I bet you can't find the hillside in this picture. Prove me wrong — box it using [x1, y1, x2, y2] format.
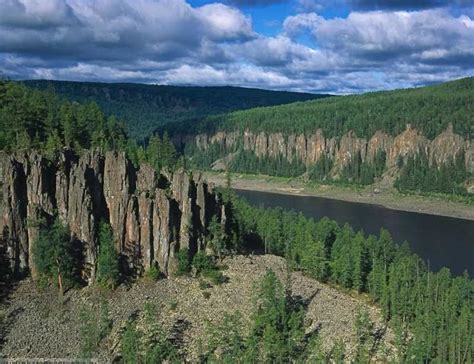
[184, 77, 473, 139]
[182, 78, 473, 196]
[0, 254, 395, 361]
[24, 80, 328, 140]
[1, 79, 472, 363]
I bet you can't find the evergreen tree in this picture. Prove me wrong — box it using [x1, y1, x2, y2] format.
[96, 222, 119, 289]
[32, 217, 79, 294]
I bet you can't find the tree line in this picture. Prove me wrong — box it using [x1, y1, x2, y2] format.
[395, 152, 470, 196]
[185, 77, 473, 140]
[0, 80, 127, 158]
[221, 191, 473, 363]
[189, 138, 471, 194]
[25, 80, 323, 140]
[28, 190, 473, 362]
[0, 80, 180, 173]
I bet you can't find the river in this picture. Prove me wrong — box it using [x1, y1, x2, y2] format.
[236, 189, 474, 276]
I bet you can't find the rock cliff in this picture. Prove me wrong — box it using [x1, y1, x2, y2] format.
[0, 150, 225, 282]
[192, 124, 473, 178]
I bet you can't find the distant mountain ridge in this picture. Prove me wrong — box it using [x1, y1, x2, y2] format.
[181, 77, 473, 196]
[24, 80, 328, 140]
[181, 77, 473, 140]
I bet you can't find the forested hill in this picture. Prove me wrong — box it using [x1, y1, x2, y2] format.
[182, 77, 473, 140]
[24, 80, 327, 140]
[184, 78, 473, 196]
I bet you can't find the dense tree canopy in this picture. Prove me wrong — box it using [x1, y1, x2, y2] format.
[186, 77, 473, 139]
[25, 80, 326, 140]
[224, 191, 474, 362]
[0, 80, 128, 156]
[0, 80, 181, 173]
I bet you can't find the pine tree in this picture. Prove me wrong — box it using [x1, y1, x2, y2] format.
[96, 222, 119, 289]
[32, 217, 79, 294]
[207, 216, 226, 260]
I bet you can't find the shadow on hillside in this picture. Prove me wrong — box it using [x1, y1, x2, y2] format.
[0, 235, 21, 353]
[0, 279, 20, 353]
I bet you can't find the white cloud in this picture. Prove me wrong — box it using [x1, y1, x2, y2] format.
[0, 0, 472, 94]
[284, 9, 474, 66]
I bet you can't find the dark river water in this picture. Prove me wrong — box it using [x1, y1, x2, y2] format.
[236, 189, 474, 276]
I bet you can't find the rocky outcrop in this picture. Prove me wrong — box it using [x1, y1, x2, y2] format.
[193, 124, 473, 177]
[0, 150, 224, 281]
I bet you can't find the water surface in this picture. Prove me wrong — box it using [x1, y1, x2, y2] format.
[236, 189, 474, 276]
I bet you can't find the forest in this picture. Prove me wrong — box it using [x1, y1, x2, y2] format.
[218, 190, 474, 363]
[24, 80, 325, 140]
[0, 80, 472, 362]
[6, 182, 472, 362]
[395, 152, 470, 196]
[0, 80, 179, 172]
[188, 140, 471, 195]
[180, 77, 473, 139]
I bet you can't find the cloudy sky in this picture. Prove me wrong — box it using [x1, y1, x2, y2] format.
[0, 0, 473, 93]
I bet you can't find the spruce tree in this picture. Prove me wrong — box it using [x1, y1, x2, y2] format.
[32, 217, 79, 294]
[96, 222, 119, 289]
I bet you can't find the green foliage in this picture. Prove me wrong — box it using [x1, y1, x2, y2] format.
[121, 322, 141, 363]
[339, 150, 386, 185]
[32, 217, 80, 293]
[188, 77, 473, 139]
[25, 80, 324, 140]
[145, 264, 161, 281]
[121, 305, 180, 363]
[192, 251, 215, 274]
[229, 196, 474, 362]
[354, 307, 374, 362]
[330, 339, 346, 363]
[96, 222, 119, 289]
[79, 300, 112, 358]
[0, 80, 128, 155]
[308, 153, 333, 181]
[229, 150, 307, 178]
[204, 312, 246, 362]
[203, 268, 226, 285]
[191, 251, 226, 285]
[146, 132, 178, 172]
[206, 216, 228, 259]
[203, 270, 317, 362]
[395, 151, 470, 195]
[176, 248, 191, 276]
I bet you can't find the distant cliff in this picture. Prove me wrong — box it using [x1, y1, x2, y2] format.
[0, 150, 226, 282]
[188, 124, 473, 191]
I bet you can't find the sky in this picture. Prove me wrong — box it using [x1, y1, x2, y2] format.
[0, 0, 473, 94]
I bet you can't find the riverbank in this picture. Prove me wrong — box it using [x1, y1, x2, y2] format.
[204, 172, 474, 221]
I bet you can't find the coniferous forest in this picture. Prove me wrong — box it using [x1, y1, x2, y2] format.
[222, 191, 474, 363]
[1, 0, 473, 360]
[0, 80, 180, 171]
[183, 77, 473, 197]
[25, 80, 326, 140]
[184, 77, 473, 139]
[0, 80, 472, 362]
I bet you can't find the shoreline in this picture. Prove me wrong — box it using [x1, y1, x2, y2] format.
[204, 172, 474, 221]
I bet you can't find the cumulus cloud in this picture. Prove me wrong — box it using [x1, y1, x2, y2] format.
[296, 0, 473, 12]
[224, 0, 286, 7]
[348, 0, 471, 10]
[284, 9, 474, 68]
[0, 0, 254, 60]
[0, 0, 473, 94]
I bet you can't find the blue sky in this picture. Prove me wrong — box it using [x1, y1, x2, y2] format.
[0, 0, 472, 94]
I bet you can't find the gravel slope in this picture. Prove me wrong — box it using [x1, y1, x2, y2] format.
[0, 255, 395, 362]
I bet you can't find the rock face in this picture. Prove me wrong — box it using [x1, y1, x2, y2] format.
[0, 150, 224, 281]
[192, 124, 473, 177]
